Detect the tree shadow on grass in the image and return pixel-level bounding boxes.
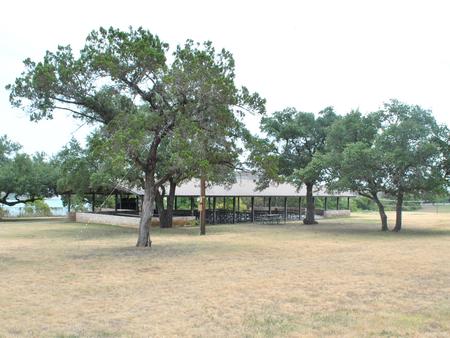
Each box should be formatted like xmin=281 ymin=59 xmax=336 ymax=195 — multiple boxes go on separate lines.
xmin=154 ymin=223 xmax=250 ymax=236
xmin=35 ymin=223 xmax=137 ymax=241
xmin=294 ymin=223 xmax=450 ymax=239
xmin=154 ymin=222 xmax=450 ymax=241
xmin=59 ymin=224 xmax=256 ymax=261
xmin=0 ymin=217 xmax=68 ymax=223
xmin=36 ymin=223 xmax=239 ymax=241
xmin=66 ymin=235 xmax=250 ymax=262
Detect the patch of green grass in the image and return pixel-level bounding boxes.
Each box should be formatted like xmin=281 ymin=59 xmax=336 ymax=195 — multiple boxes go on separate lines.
xmin=419 ymin=204 xmax=450 ymax=213
xmin=375 ymin=329 xmax=400 ymax=337
xmin=310 ymin=310 xmax=354 ymax=329
xmin=54 ymin=331 xmax=119 ymax=338
xmin=244 ymin=310 xmax=296 ymax=337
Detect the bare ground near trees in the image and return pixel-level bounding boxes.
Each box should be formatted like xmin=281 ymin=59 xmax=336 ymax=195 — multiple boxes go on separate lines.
xmin=0 ymin=211 xmax=449 ymax=337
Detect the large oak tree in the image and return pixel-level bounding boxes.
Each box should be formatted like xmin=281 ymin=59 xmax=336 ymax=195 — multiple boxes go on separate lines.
xmin=248 ymin=107 xmax=338 ymax=224
xmin=8 ymin=27 xmax=264 ymax=246
xmin=376 ymin=100 xmax=448 ymax=231
xmin=325 ymin=101 xmax=449 ymax=232
xmin=324 ymin=110 xmax=390 ymax=230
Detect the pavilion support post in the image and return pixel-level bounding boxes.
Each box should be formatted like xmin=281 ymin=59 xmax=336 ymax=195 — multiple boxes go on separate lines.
xmin=200 ymin=176 xmax=206 ymax=235
xmin=284 ymin=197 xmax=288 ymax=222
xmin=324 ymin=197 xmax=328 ymax=211
xmin=213 ymin=197 xmax=217 ymax=224
xmin=251 ymin=197 xmax=255 ymax=222
xmin=175 ymin=197 xmax=178 ymax=211
xmin=91 ymin=193 xmax=95 ymax=213
xmin=135 ymin=195 xmax=139 ymax=212
xmin=232 ymin=197 xmax=236 ymax=224
xmin=67 ymin=193 xmax=71 ymax=214
xmin=223 ymin=197 xmax=226 ymax=209
xmin=347 ymin=197 xmax=350 ymax=210
xmin=190 ymin=197 xmax=195 ymax=216
xmin=114 ymin=193 xmax=118 ymax=213
xmin=298 ymin=197 xmax=301 ymax=220
xmin=237 ymin=197 xmax=241 ymax=223
xmin=337 ymin=197 xmax=340 ymax=210
xmin=268 ymin=197 xmax=272 ymax=214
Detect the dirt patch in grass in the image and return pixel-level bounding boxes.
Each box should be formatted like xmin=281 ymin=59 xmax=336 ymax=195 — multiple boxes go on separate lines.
xmin=1 ymin=212 xmax=449 ymax=337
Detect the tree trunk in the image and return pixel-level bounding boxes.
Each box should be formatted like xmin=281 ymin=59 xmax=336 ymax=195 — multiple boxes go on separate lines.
xmin=136 ymin=179 xmax=155 ymax=247
xmin=372 ymin=194 xmax=388 ymax=231
xmin=393 ymin=191 xmax=404 ymax=232
xmin=163 ymin=180 xmax=176 ymax=228
xmin=303 ymin=182 xmax=318 ymax=225
xmin=155 ymin=189 xmax=165 ymax=226
xmin=156 ymin=179 xmax=177 ymax=228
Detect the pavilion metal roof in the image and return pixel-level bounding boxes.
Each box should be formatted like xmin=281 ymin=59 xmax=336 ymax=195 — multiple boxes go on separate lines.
xmin=119 ymin=172 xmax=355 ymax=197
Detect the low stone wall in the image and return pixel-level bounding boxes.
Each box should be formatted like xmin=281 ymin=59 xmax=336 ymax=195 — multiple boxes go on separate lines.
xmin=323 ymin=210 xmax=351 ymax=218
xmin=75 ymin=212 xmax=195 ymax=228
xmin=68 ymin=212 xmax=76 ymax=221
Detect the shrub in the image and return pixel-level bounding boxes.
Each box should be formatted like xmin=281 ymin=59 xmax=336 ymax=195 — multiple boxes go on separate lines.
xmin=0 ymin=206 xmax=9 ymax=218
xmin=23 ymin=200 xmax=53 ymax=217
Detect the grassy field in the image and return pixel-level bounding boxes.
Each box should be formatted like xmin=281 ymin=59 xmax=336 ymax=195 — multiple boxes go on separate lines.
xmin=1 ymin=210 xmax=449 ymax=337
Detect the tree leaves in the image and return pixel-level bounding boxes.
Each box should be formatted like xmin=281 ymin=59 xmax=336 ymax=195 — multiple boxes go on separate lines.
xmin=8 ymin=26 xmax=265 ymax=204
xmin=0 ymin=136 xmax=57 ymax=206
xmin=250 ymin=107 xmax=338 ymax=189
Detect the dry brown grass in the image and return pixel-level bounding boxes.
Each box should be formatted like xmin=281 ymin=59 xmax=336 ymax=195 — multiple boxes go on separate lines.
xmin=1 ymin=210 xmax=449 ymax=337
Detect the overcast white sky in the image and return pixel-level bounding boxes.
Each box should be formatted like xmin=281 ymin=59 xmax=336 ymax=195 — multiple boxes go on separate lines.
xmin=1 ymin=0 xmax=449 ymax=155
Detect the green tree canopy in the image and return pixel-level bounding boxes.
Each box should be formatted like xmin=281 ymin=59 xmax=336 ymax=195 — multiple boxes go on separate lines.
xmin=324 ymin=110 xmax=390 ymax=230
xmin=8 ymin=27 xmax=264 ymax=246
xmin=248 ymin=107 xmax=338 ymax=224
xmin=325 ymin=100 xmax=449 ymax=231
xmin=0 ymin=135 xmax=57 ymax=206
xmin=375 ymin=99 xmax=448 ymax=231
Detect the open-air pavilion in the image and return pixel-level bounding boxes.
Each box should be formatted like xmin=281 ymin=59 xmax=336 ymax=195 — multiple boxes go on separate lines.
xmin=71 ymin=172 xmax=355 ymax=226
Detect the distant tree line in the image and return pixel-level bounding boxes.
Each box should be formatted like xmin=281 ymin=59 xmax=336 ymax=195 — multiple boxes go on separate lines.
xmin=0 ymin=135 xmax=57 ymax=208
